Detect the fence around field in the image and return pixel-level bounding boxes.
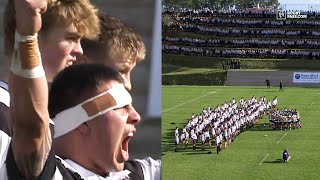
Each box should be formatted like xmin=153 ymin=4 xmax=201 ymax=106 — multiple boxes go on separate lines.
xmin=226 ymin=70 xmax=320 ymax=87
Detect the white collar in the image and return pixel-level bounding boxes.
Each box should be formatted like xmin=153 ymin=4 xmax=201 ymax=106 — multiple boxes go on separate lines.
xmin=64 ymin=159 xmax=131 ymax=180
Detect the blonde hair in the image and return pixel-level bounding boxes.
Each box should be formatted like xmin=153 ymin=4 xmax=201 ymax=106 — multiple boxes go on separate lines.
xmin=104 ymin=28 xmax=146 ymax=64
xmin=42 ymin=0 xmax=100 ymax=39
xmin=99 ymin=15 xmax=146 ymax=63
xmin=4 ymin=0 xmax=100 ymax=58
xmin=81 ymin=15 xmax=146 ymax=64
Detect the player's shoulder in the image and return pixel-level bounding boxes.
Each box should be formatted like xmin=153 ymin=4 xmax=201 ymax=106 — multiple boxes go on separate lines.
xmin=134 ymin=157 xmax=161 ymax=180
xmin=0 ymin=131 xmax=11 ymax=167
xmin=0 ymin=81 xmax=9 ymax=108
xmin=0 ymin=131 xmax=11 ymax=180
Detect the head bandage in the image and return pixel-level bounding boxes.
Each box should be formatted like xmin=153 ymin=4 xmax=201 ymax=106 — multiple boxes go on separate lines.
xmin=53 ymin=84 xmax=132 ymax=138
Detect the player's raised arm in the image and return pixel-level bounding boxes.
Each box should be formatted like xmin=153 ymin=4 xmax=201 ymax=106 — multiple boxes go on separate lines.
xmin=9 ymin=0 xmax=51 ymax=178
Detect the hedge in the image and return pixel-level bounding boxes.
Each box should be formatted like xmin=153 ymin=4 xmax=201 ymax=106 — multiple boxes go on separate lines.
xmin=163 ymin=53 xmax=320 ymax=70
xmin=162 ymin=71 xmax=227 ymax=85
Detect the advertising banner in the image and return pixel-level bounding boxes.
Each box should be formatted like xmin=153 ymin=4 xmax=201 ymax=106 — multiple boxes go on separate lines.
xmin=293 ymin=72 xmax=320 ymax=83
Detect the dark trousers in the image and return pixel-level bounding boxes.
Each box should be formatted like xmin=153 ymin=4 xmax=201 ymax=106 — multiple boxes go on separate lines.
xmin=217 ymin=144 xmax=221 ymax=154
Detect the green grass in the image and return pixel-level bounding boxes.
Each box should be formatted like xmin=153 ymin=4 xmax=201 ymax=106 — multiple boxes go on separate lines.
xmin=162 ymin=86 xmax=320 ymax=179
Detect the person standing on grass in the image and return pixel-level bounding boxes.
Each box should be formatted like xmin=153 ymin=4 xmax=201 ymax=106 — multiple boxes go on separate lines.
xmin=204 ymin=128 xmax=211 ymax=147
xmin=216 ymin=132 xmax=222 ymax=154
xmin=180 ymin=132 xmax=186 ymax=148
xmin=184 ymin=131 xmax=190 ymax=147
xmin=174 ymin=127 xmax=179 ymax=152
xmin=223 ymin=127 xmax=229 ymax=149
xmin=191 ymin=131 xmax=197 ymax=150
xmin=272 ymin=96 xmax=278 ymax=110
xmin=201 ymin=132 xmax=206 ymax=151
xmin=280 ymin=81 xmax=284 ymax=91
xmin=266 ymin=78 xmax=270 ymax=88
xmin=283 ymin=149 xmax=291 ymax=162
xmin=211 ymin=125 xmax=216 ymax=138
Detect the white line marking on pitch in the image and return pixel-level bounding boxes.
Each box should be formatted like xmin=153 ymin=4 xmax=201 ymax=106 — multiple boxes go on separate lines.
xmin=277 ymin=132 xmax=288 ymax=144
xmin=259 ymin=153 xmax=269 ymax=165
xmin=163 ymin=90 xmax=220 ymax=113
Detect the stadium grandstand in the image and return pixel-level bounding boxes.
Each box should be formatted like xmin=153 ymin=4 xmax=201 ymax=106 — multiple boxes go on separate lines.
xmin=162 ymin=3 xmax=320 ymax=87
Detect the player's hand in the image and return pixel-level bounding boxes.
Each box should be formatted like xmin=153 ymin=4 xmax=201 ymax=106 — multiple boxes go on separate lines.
xmin=14 ymin=0 xmax=47 ymax=36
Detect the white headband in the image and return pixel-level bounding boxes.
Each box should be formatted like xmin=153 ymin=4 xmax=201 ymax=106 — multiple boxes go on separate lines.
xmin=53 ymin=84 xmax=132 ymax=138
xmin=0 ymin=81 xmax=9 ymax=107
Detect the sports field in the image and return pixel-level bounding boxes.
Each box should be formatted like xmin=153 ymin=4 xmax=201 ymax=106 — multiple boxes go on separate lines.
xmin=162 ymin=85 xmax=320 ymax=179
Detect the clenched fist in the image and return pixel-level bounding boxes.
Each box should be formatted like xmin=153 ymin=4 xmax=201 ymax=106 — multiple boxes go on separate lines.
xmin=14 ymin=0 xmax=47 ymax=36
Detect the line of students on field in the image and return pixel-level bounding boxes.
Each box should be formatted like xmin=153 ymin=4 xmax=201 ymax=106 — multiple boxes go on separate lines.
xmin=175 ymin=96 xmax=270 ymax=154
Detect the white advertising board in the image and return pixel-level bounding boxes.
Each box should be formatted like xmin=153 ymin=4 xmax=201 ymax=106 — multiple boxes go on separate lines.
xmin=293 ymin=72 xmax=320 ymax=83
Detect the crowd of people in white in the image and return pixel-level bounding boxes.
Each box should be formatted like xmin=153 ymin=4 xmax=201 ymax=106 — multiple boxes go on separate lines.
xmin=174 ymin=96 xmax=276 ymax=154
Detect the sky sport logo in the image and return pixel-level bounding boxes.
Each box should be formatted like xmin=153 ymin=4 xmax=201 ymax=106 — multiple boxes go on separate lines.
xmin=276 ymin=10 xmax=308 ymax=20
xmin=277 ymin=10 xmax=286 ymax=20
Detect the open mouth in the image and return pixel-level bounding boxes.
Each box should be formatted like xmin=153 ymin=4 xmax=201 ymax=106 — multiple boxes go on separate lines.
xmin=120 ymin=132 xmax=134 ymax=162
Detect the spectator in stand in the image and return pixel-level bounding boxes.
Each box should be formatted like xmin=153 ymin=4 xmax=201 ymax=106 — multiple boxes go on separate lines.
xmin=222 ymin=61 xmax=227 ymax=70
xmin=236 ymin=60 xmax=241 ymax=69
